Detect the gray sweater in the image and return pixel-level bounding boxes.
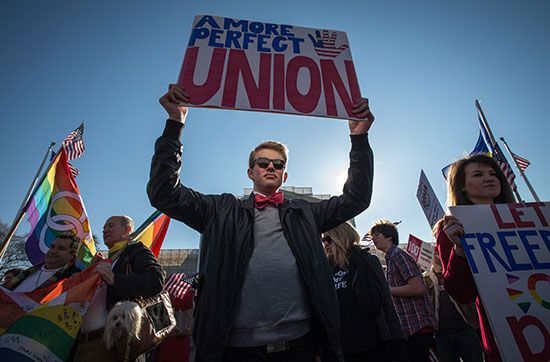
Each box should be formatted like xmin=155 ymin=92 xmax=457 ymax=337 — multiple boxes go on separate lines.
xmin=228 ymin=203 xmax=311 ymax=346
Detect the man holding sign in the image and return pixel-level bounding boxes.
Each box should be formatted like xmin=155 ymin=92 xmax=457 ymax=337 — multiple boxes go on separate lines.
xmin=148 ymin=84 xmax=374 ymax=361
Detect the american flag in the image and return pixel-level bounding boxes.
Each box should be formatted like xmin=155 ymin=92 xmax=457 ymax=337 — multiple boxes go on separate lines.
xmin=68 ymin=163 xmax=79 ymax=178
xmin=490 ymin=142 xmax=517 ymax=191
xmin=50 ymin=151 xmax=80 ymax=178
xmin=310 ymin=30 xmax=349 ymax=58
xmin=62 ymin=123 xmax=85 ymax=161
xmin=511 ymin=152 xmax=530 ymax=172
xmin=476 ymin=104 xmax=517 ymax=191
xmin=164 ymin=272 xmax=198 ymax=299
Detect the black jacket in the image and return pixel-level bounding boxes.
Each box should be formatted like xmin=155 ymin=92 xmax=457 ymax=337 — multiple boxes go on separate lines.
xmin=349 ymin=247 xmax=404 ymax=340
xmin=147 ymin=120 xmax=374 ymax=362
xmin=106 ymin=242 xmax=165 ymax=310
xmin=348 ymin=247 xmax=407 ymax=361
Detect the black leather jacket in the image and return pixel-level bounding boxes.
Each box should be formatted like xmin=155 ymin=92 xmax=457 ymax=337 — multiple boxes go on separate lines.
xmin=106 ymin=242 xmax=165 ymax=310
xmin=147 ymin=120 xmax=374 ymax=362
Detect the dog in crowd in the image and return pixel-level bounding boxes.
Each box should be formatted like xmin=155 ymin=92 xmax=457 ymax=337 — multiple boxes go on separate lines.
xmin=104 ymin=300 xmax=142 ymax=352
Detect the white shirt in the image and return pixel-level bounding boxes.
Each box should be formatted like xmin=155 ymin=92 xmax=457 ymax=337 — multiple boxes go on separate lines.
xmin=80 ymin=258 xmax=119 ymax=332
xmin=14 ymin=265 xmax=63 ymax=292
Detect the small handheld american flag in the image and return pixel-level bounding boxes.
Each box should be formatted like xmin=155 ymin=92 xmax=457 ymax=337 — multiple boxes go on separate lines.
xmin=164 ymin=272 xmax=199 ymax=299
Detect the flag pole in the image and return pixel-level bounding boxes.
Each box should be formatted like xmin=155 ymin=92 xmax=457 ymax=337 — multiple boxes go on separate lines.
xmin=475 ymin=100 xmax=522 ymax=202
xmin=0 ymin=141 xmax=56 ymax=261
xmin=499 ymin=137 xmax=540 ymax=202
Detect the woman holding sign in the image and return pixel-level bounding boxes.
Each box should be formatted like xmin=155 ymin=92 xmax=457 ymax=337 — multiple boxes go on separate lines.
xmin=322 ymin=222 xmax=407 ymax=362
xmin=435 ymin=153 xmax=514 ymax=362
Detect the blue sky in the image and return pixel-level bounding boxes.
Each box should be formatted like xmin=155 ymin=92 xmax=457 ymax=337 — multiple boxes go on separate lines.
xmin=1 ymin=0 xmax=548 ymax=251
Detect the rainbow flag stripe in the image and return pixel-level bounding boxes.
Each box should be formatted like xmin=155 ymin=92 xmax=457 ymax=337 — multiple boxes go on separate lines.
xmin=133 ymin=210 xmax=171 ymax=257
xmin=24 ymin=148 xmax=96 ymax=268
xmin=0 ymin=267 xmax=100 ymax=361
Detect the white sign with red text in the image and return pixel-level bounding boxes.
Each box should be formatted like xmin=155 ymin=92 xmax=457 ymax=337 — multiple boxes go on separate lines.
xmin=177 ymin=15 xmax=363 ymax=120
xmin=450 ymin=202 xmax=550 ymax=362
xmin=406 ymin=234 xmax=434 ymax=272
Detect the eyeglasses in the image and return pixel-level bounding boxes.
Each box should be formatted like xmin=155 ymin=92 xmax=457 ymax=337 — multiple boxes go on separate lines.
xmin=322 ymin=235 xmax=333 ymax=244
xmin=254 ymin=157 xmax=286 ymax=170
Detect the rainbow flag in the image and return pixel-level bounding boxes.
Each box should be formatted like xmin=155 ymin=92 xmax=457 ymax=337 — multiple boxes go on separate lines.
xmin=0 ymin=266 xmax=100 ymax=361
xmin=132 ymin=210 xmax=170 ymax=257
xmin=24 ymin=148 xmax=96 ymax=269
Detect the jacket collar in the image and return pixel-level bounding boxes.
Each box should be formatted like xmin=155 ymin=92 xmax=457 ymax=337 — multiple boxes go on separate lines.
xmin=243 ymin=193 xmax=256 ymax=211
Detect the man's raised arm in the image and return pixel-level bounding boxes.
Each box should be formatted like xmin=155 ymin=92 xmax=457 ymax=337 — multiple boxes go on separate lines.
xmin=147 ymin=84 xmax=211 ymax=232
xmin=159 ymin=84 xmax=190 ymax=125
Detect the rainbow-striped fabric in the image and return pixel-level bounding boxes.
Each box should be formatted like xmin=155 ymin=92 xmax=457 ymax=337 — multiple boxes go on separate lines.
xmin=24 ymin=147 xmax=96 ymax=269
xmin=0 ymin=265 xmax=100 ymax=361
xmin=133 ymin=210 xmax=171 ymax=257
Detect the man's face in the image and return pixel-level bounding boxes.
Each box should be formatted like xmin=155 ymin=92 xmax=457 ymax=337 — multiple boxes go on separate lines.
xmin=44 ymin=238 xmax=74 ymax=269
xmin=247 ymin=148 xmax=288 ymax=195
xmin=371 ymin=231 xmax=393 ymax=253
xmin=103 ymin=217 xmax=130 ymax=248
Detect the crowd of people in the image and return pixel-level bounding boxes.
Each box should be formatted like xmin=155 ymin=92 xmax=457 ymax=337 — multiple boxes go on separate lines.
xmin=0 ymin=84 xmax=515 ymax=362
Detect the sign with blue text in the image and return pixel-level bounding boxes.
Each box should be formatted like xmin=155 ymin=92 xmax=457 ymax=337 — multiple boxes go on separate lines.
xmin=450 ymin=202 xmax=550 ymax=362
xmin=177 ymin=15 xmax=363 ymax=120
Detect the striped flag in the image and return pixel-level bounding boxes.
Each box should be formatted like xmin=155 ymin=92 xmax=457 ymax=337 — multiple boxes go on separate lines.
xmin=309 ymin=30 xmax=349 ymax=58
xmin=61 ymin=123 xmax=85 ymax=161
xmin=24 ymin=148 xmax=96 ymax=269
xmin=511 ymin=152 xmax=530 ymax=172
xmin=0 ymin=265 xmax=100 ymax=361
xmin=67 ymin=163 xmax=79 ymax=178
xmin=50 ymin=150 xmax=79 ymax=178
xmin=132 ymin=210 xmax=171 ymax=257
xmin=476 ymin=104 xmax=517 ymax=191
xmin=164 ymin=273 xmax=198 ymax=299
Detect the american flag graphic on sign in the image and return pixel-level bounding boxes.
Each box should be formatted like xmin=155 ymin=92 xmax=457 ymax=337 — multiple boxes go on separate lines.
xmin=309 ymin=30 xmax=349 ymax=58
xmin=62 ymin=123 xmax=85 ymax=161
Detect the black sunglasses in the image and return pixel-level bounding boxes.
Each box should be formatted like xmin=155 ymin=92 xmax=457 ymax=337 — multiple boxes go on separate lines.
xmin=254 ymin=157 xmax=286 ymax=170
xmin=322 ymin=235 xmax=333 ymax=244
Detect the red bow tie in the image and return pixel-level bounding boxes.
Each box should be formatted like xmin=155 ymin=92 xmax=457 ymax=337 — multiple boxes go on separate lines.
xmin=254 ymin=192 xmax=284 ymax=209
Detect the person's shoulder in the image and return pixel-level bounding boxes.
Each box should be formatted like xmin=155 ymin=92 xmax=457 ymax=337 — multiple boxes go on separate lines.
xmin=127 ymin=241 xmax=152 ymax=256
xmin=393 ymin=247 xmax=415 ymax=264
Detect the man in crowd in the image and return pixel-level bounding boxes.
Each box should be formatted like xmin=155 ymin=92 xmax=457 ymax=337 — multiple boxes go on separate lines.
xmin=148 ymin=84 xmax=375 ymax=361
xmin=74 ymin=215 xmax=165 ymax=361
xmin=370 ymin=220 xmax=436 ymax=362
xmin=5 ymin=233 xmax=80 ymax=292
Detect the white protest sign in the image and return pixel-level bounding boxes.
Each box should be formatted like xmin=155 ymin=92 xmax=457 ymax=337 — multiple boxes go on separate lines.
xmin=416 ymin=170 xmax=445 ymax=229
xmin=407 ymin=234 xmax=434 ymax=272
xmin=450 ymin=202 xmax=550 ymax=361
xmin=178 ymin=15 xmax=363 ymax=120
